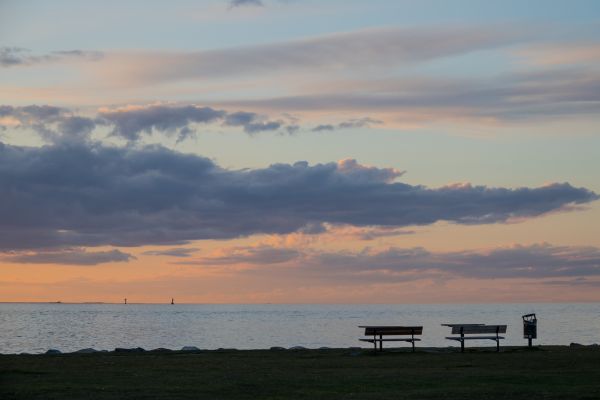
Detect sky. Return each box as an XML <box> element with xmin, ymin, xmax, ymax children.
<box><xmin>1</xmin><ymin>0</ymin><xmax>599</xmax><ymax>303</ymax></box>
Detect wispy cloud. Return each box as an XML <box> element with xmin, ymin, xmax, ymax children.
<box><xmin>312</xmin><ymin>117</ymin><xmax>382</xmax><ymax>132</ymax></box>
<box><xmin>183</xmin><ymin>243</ymin><xmax>600</xmax><ymax>282</ymax></box>
<box><xmin>90</xmin><ymin>26</ymin><xmax>525</xmax><ymax>85</ymax></box>
<box><xmin>228</xmin><ymin>0</ymin><xmax>263</xmax><ymax>8</ymax></box>
<box><xmin>0</xmin><ymin>47</ymin><xmax>102</xmax><ymax>67</ymax></box>
<box><xmin>230</xmin><ymin>69</ymin><xmax>600</xmax><ymax>122</ymax></box>
<box><xmin>188</xmin><ymin>245</ymin><xmax>299</xmax><ymax>265</ymax></box>
<box><xmin>143</xmin><ymin>247</ymin><xmax>199</xmax><ymax>258</ymax></box>
<box><xmin>3</xmin><ymin>248</ymin><xmax>134</xmax><ymax>265</ymax></box>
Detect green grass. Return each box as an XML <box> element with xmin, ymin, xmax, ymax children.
<box><xmin>1</xmin><ymin>346</ymin><xmax>599</xmax><ymax>399</ymax></box>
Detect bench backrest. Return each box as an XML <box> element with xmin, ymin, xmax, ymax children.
<box><xmin>364</xmin><ymin>326</ymin><xmax>423</xmax><ymax>336</ymax></box>
<box><xmin>451</xmin><ymin>325</ymin><xmax>507</xmax><ymax>335</ymax></box>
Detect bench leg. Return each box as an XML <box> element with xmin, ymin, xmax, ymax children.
<box><xmin>496</xmin><ymin>339</ymin><xmax>500</xmax><ymax>352</ymax></box>
<box><xmin>412</xmin><ymin>341</ymin><xmax>415</xmax><ymax>352</ymax></box>
<box><xmin>461</xmin><ymin>339</ymin><xmax>464</xmax><ymax>353</ymax></box>
<box><xmin>379</xmin><ymin>335</ymin><xmax>383</xmax><ymax>352</ymax></box>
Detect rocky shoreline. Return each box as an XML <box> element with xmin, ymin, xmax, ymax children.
<box><xmin>1</xmin><ymin>342</ymin><xmax>595</xmax><ymax>356</ymax></box>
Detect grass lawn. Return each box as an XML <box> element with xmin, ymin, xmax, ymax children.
<box><xmin>1</xmin><ymin>346</ymin><xmax>599</xmax><ymax>399</ymax></box>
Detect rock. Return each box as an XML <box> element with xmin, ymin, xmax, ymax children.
<box><xmin>570</xmin><ymin>342</ymin><xmax>584</xmax><ymax>348</ymax></box>
<box><xmin>270</xmin><ymin>346</ymin><xmax>286</xmax><ymax>351</ymax></box>
<box><xmin>45</xmin><ymin>349</ymin><xmax>61</xmax><ymax>355</ymax></box>
<box><xmin>114</xmin><ymin>347</ymin><xmax>145</xmax><ymax>353</ymax></box>
<box><xmin>74</xmin><ymin>348</ymin><xmax>98</xmax><ymax>353</ymax></box>
<box><xmin>289</xmin><ymin>346</ymin><xmax>307</xmax><ymax>350</ymax></box>
<box><xmin>150</xmin><ymin>348</ymin><xmax>173</xmax><ymax>352</ymax></box>
<box><xmin>181</xmin><ymin>346</ymin><xmax>201</xmax><ymax>352</ymax></box>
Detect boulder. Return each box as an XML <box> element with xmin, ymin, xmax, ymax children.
<box><xmin>150</xmin><ymin>348</ymin><xmax>173</xmax><ymax>352</ymax></box>
<box><xmin>74</xmin><ymin>348</ymin><xmax>98</xmax><ymax>353</ymax></box>
<box><xmin>570</xmin><ymin>342</ymin><xmax>584</xmax><ymax>348</ymax></box>
<box><xmin>289</xmin><ymin>346</ymin><xmax>307</xmax><ymax>350</ymax></box>
<box><xmin>45</xmin><ymin>349</ymin><xmax>61</xmax><ymax>355</ymax></box>
<box><xmin>114</xmin><ymin>347</ymin><xmax>145</xmax><ymax>353</ymax></box>
<box><xmin>181</xmin><ymin>346</ymin><xmax>201</xmax><ymax>352</ymax></box>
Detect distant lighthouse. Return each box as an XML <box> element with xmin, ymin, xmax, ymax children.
<box><xmin>171</xmin><ymin>298</ymin><xmax>174</xmax><ymax>305</ymax></box>
<box><xmin>124</xmin><ymin>298</ymin><xmax>127</xmax><ymax>304</ymax></box>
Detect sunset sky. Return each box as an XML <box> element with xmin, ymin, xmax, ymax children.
<box><xmin>1</xmin><ymin>0</ymin><xmax>599</xmax><ymax>303</ymax></box>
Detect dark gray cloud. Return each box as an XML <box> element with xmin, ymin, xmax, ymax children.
<box><xmin>197</xmin><ymin>243</ymin><xmax>600</xmax><ymax>281</ymax></box>
<box><xmin>338</xmin><ymin>117</ymin><xmax>382</xmax><ymax>129</ymax></box>
<box><xmin>228</xmin><ymin>0</ymin><xmax>263</xmax><ymax>7</ymax></box>
<box><xmin>0</xmin><ymin>47</ymin><xmax>102</xmax><ymax>67</ymax></box>
<box><xmin>143</xmin><ymin>247</ymin><xmax>199</xmax><ymax>258</ymax></box>
<box><xmin>3</xmin><ymin>248</ymin><xmax>134</xmax><ymax>265</ymax></box>
<box><xmin>0</xmin><ymin>141</ymin><xmax>596</xmax><ymax>251</ymax></box>
<box><xmin>1</xmin><ymin>104</ymin><xmax>298</xmax><ymax>142</ymax></box>
<box><xmin>223</xmin><ymin>111</ymin><xmax>283</xmax><ymax>134</ymax></box>
<box><xmin>311</xmin><ymin>124</ymin><xmax>335</xmax><ymax>132</ymax></box>
<box><xmin>0</xmin><ymin>104</ymin><xmax>67</xmax><ymax>122</ymax></box>
<box><xmin>312</xmin><ymin>117</ymin><xmax>382</xmax><ymax>132</ymax></box>
<box><xmin>99</xmin><ymin>105</ymin><xmax>226</xmax><ymax>142</ymax></box>
<box><xmin>0</xmin><ymin>105</ymin><xmax>96</xmax><ymax>142</ymax></box>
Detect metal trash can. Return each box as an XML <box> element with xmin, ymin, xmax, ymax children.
<box><xmin>522</xmin><ymin>313</ymin><xmax>537</xmax><ymax>347</ymax></box>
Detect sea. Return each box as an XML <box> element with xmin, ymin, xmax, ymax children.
<box><xmin>0</xmin><ymin>303</ymin><xmax>598</xmax><ymax>354</ymax></box>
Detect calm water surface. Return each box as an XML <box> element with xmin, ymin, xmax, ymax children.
<box><xmin>0</xmin><ymin>303</ymin><xmax>598</xmax><ymax>353</ymax></box>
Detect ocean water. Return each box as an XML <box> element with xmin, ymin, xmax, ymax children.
<box><xmin>0</xmin><ymin>303</ymin><xmax>598</xmax><ymax>354</ymax></box>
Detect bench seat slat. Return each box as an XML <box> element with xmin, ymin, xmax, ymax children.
<box><xmin>360</xmin><ymin>339</ymin><xmax>416</xmax><ymax>342</ymax></box>
<box><xmin>451</xmin><ymin>325</ymin><xmax>507</xmax><ymax>334</ymax></box>
<box><xmin>363</xmin><ymin>326</ymin><xmax>423</xmax><ymax>336</ymax></box>
<box><xmin>446</xmin><ymin>336</ymin><xmax>505</xmax><ymax>341</ymax></box>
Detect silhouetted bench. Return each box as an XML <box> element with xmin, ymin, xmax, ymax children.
<box><xmin>359</xmin><ymin>326</ymin><xmax>422</xmax><ymax>352</ymax></box>
<box><xmin>443</xmin><ymin>323</ymin><xmax>507</xmax><ymax>352</ymax></box>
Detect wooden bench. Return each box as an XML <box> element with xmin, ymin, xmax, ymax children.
<box><xmin>443</xmin><ymin>324</ymin><xmax>507</xmax><ymax>352</ymax></box>
<box><xmin>358</xmin><ymin>326</ymin><xmax>423</xmax><ymax>352</ymax></box>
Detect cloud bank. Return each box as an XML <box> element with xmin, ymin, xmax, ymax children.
<box><xmin>1</xmin><ymin>104</ymin><xmax>301</xmax><ymax>142</ymax></box>
<box><xmin>191</xmin><ymin>243</ymin><xmax>600</xmax><ymax>281</ymax></box>
<box><xmin>0</xmin><ymin>141</ymin><xmax>596</xmax><ymax>251</ymax></box>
